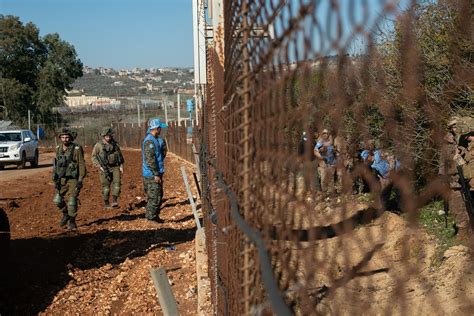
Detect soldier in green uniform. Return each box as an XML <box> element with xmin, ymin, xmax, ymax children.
<box><xmin>91</xmin><ymin>127</ymin><xmax>125</xmax><ymax>208</ymax></box>
<box><xmin>142</xmin><ymin>119</ymin><xmax>167</xmax><ymax>222</ymax></box>
<box><xmin>462</xmin><ymin>133</ymin><xmax>474</xmax><ymax>192</ymax></box>
<box><xmin>52</xmin><ymin>128</ymin><xmax>87</xmax><ymax>229</ymax></box>
<box><xmin>439</xmin><ymin>127</ymin><xmax>460</xmax><ymax>189</ymax></box>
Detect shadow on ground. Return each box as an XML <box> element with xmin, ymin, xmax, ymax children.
<box><xmin>0</xmin><ymin>162</ymin><xmax>53</xmax><ymax>171</ymax></box>
<box><xmin>0</xmin><ymin>226</ymin><xmax>196</xmax><ymax>315</ymax></box>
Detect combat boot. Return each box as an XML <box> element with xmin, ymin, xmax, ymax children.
<box><xmin>68</xmin><ymin>217</ymin><xmax>77</xmax><ymax>230</ymax></box>
<box><xmin>104</xmin><ymin>199</ymin><xmax>112</xmax><ymax>209</ymax></box>
<box><xmin>59</xmin><ymin>213</ymin><xmax>69</xmax><ymax>227</ymax></box>
<box><xmin>111</xmin><ymin>196</ymin><xmax>118</xmax><ymax>208</ymax></box>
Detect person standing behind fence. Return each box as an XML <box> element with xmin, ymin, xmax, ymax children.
<box><xmin>457</xmin><ymin>132</ymin><xmax>474</xmax><ymax>193</ymax></box>
<box><xmin>52</xmin><ymin>128</ymin><xmax>86</xmax><ymax>230</ymax></box>
<box><xmin>361</xmin><ymin>142</ymin><xmax>401</xmax><ymax>210</ymax></box>
<box><xmin>142</xmin><ymin>118</ymin><xmax>167</xmax><ymax>223</ymax></box>
<box><xmin>314</xmin><ymin>129</ymin><xmax>336</xmax><ymax>195</ymax></box>
<box><xmin>91</xmin><ymin>127</ymin><xmax>124</xmax><ymax>209</ymax></box>
<box><xmin>334</xmin><ymin>134</ymin><xmax>352</xmax><ymax>194</ymax></box>
<box><xmin>463</xmin><ymin>133</ymin><xmax>474</xmax><ymax>197</ymax></box>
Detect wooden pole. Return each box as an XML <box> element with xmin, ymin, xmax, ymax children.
<box><xmin>149</xmin><ymin>267</ymin><xmax>180</xmax><ymax>316</ymax></box>
<box><xmin>180</xmin><ymin>166</ymin><xmax>202</xmax><ymax>230</ymax></box>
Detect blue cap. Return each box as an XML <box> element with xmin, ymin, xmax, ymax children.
<box><xmin>148</xmin><ymin>118</ymin><xmax>168</xmax><ymax>130</ymax></box>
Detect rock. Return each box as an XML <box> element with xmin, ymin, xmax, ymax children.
<box><xmin>103</xmin><ymin>263</ymin><xmax>113</xmax><ymax>270</ymax></box>
<box><xmin>7</xmin><ymin>200</ymin><xmax>20</xmax><ymax>208</ymax></box>
<box><xmin>443</xmin><ymin>245</ymin><xmax>470</xmax><ymax>259</ymax></box>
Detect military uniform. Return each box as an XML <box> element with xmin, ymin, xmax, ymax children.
<box><xmin>461</xmin><ymin>135</ymin><xmax>474</xmax><ymax>189</ymax></box>
<box><xmin>448</xmin><ymin>117</ymin><xmax>474</xmax><ymax>189</ymax></box>
<box><xmin>92</xmin><ymin>128</ymin><xmax>125</xmax><ymax>208</ymax></box>
<box><xmin>334</xmin><ymin>135</ymin><xmax>352</xmax><ymax>193</ymax></box>
<box><xmin>53</xmin><ymin>128</ymin><xmax>86</xmax><ymax>229</ymax></box>
<box><xmin>142</xmin><ymin>119</ymin><xmax>167</xmax><ymax>222</ymax></box>
<box><xmin>314</xmin><ymin>130</ymin><xmax>336</xmax><ymax>194</ymax></box>
<box><xmin>439</xmin><ymin>132</ymin><xmax>460</xmax><ymax>188</ymax></box>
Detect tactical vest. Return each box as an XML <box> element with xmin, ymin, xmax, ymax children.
<box><xmin>101</xmin><ymin>141</ymin><xmax>123</xmax><ymax>166</ymax></box>
<box><xmin>142</xmin><ymin>133</ymin><xmax>165</xmax><ymax>177</ymax></box>
<box><xmin>462</xmin><ymin>143</ymin><xmax>474</xmax><ymax>179</ymax></box>
<box><xmin>55</xmin><ymin>144</ymin><xmax>79</xmax><ymax>179</ymax></box>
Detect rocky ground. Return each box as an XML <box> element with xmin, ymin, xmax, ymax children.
<box><xmin>1</xmin><ymin>146</ymin><xmax>473</xmax><ymax>315</ymax></box>
<box><xmin>0</xmin><ymin>148</ymin><xmax>200</xmax><ymax>315</ymax></box>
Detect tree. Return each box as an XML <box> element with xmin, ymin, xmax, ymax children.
<box><xmin>0</xmin><ymin>15</ymin><xmax>83</xmax><ymax>126</ymax></box>
<box><xmin>35</xmin><ymin>33</ymin><xmax>83</xmax><ymax>122</ymax></box>
<box><xmin>0</xmin><ymin>78</ymin><xmax>31</xmax><ymax>122</ymax></box>
<box><xmin>378</xmin><ymin>0</ymin><xmax>473</xmax><ymax>186</ymax></box>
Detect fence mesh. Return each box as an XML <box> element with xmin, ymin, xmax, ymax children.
<box><xmin>197</xmin><ymin>0</ymin><xmax>473</xmax><ymax>315</ymax></box>
<box><xmin>34</xmin><ymin>121</ymin><xmax>187</xmax><ymax>151</ymax></box>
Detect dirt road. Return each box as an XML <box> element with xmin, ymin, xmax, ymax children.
<box><xmin>0</xmin><ymin>148</ymin><xmax>200</xmax><ymax>314</ymax></box>
<box><xmin>0</xmin><ymin>151</ymin><xmax>55</xmax><ymax>184</ymax></box>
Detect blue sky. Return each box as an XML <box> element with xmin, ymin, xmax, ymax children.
<box><xmin>1</xmin><ymin>0</ymin><xmax>194</xmax><ymax>69</ymax></box>
<box><xmin>1</xmin><ymin>0</ymin><xmax>411</xmax><ymax>69</ymax></box>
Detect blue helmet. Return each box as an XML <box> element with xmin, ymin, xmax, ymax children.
<box><xmin>148</xmin><ymin>118</ymin><xmax>167</xmax><ymax>130</ymax></box>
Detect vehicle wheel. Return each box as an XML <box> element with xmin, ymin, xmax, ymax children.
<box><xmin>31</xmin><ymin>150</ymin><xmax>39</xmax><ymax>168</ymax></box>
<box><xmin>17</xmin><ymin>152</ymin><xmax>26</xmax><ymax>169</ymax></box>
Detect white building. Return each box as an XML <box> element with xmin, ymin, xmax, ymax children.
<box><xmin>65</xmin><ymin>95</ymin><xmax>121</xmax><ymax>108</ymax></box>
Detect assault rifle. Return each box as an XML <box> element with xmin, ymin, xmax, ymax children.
<box><xmin>52</xmin><ymin>158</ymin><xmax>67</xmax><ymax>191</ymax></box>
<box><xmin>96</xmin><ymin>153</ymin><xmax>113</xmax><ymax>182</ymax></box>
<box><xmin>457</xmin><ymin>165</ymin><xmax>474</xmax><ymax>217</ymax></box>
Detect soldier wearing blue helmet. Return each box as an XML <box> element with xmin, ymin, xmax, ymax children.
<box><xmin>142</xmin><ymin>118</ymin><xmax>167</xmax><ymax>222</ymax></box>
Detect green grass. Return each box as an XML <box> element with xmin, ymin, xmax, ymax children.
<box><xmin>419</xmin><ymin>200</ymin><xmax>458</xmax><ymax>266</ymax></box>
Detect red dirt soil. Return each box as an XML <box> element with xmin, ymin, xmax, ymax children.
<box><xmin>0</xmin><ymin>147</ymin><xmax>199</xmax><ymax>315</ymax></box>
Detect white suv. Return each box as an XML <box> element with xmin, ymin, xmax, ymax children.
<box><xmin>0</xmin><ymin>129</ymin><xmax>39</xmax><ymax>169</ymax></box>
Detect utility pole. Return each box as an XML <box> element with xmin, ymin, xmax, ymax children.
<box><xmin>177</xmin><ymin>93</ymin><xmax>181</xmax><ymax>126</ymax></box>
<box><xmin>164</xmin><ymin>96</ymin><xmax>168</xmax><ymax>124</ymax></box>
<box><xmin>137</xmin><ymin>100</ymin><xmax>141</xmax><ymax>127</ymax></box>
<box><xmin>0</xmin><ymin>72</ymin><xmax>8</xmax><ymax>120</ymax></box>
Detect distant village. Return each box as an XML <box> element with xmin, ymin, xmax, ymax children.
<box><xmin>65</xmin><ymin>66</ymin><xmax>195</xmax><ymax>109</ymax></box>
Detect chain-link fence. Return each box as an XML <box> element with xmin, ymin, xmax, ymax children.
<box><xmin>32</xmin><ymin>119</ymin><xmax>195</xmax><ymax>156</ymax></box>
<box><xmin>31</xmin><ymin>123</ymin><xmax>104</xmax><ymax>148</ymax></box>
<box><xmin>166</xmin><ymin>121</ymin><xmax>197</xmax><ymax>162</ymax></box>
<box><xmin>197</xmin><ymin>0</ymin><xmax>473</xmax><ymax>315</ymax></box>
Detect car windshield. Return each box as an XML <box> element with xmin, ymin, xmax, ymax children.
<box><xmin>0</xmin><ymin>132</ymin><xmax>22</xmax><ymax>142</ymax></box>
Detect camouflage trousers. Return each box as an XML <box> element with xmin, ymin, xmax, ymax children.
<box><xmin>100</xmin><ymin>166</ymin><xmax>121</xmax><ymax>200</ymax></box>
<box><xmin>53</xmin><ymin>178</ymin><xmax>81</xmax><ymax>218</ymax></box>
<box><xmin>143</xmin><ymin>176</ymin><xmax>163</xmax><ymax>220</ymax></box>
<box><xmin>318</xmin><ymin>165</ymin><xmax>335</xmax><ymax>194</ymax></box>
<box><xmin>380</xmin><ymin>177</ymin><xmax>402</xmax><ymax>211</ymax></box>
